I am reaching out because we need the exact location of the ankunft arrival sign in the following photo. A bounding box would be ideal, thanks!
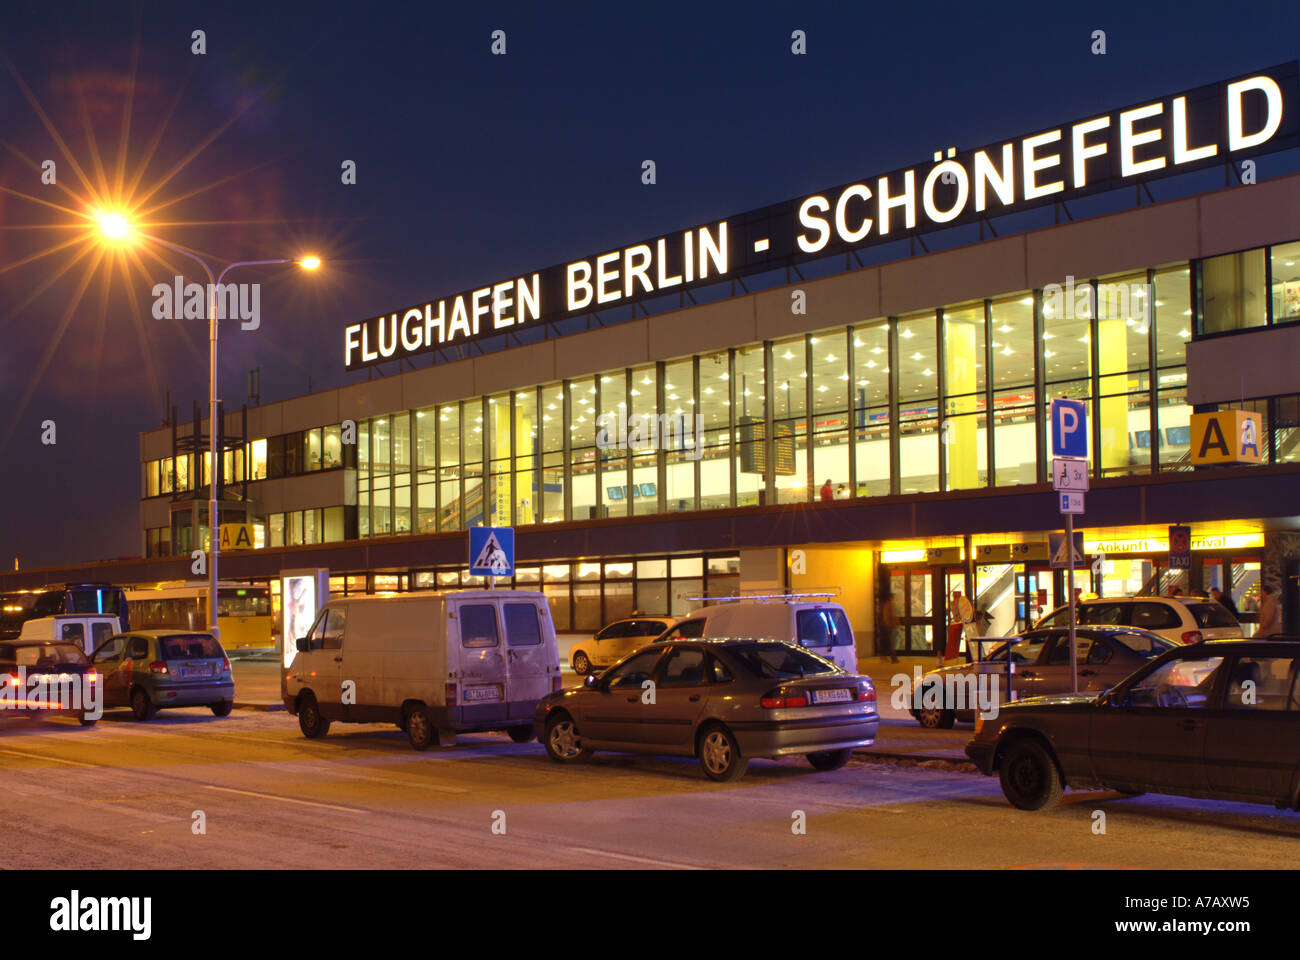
[344,63,1300,371]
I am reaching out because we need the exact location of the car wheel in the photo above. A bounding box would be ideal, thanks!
[210,701,233,717]
[78,713,97,727]
[999,738,1065,810]
[807,748,853,771]
[572,651,591,675]
[130,687,157,721]
[297,693,330,739]
[507,725,535,744]
[544,713,593,763]
[917,705,956,729]
[405,705,437,751]
[698,724,748,782]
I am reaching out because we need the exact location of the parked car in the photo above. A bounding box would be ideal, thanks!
[19,614,120,657]
[967,639,1300,811]
[569,615,674,675]
[91,630,234,720]
[0,640,99,726]
[911,626,1176,728]
[536,638,877,781]
[1034,595,1242,644]
[652,597,859,672]
[284,590,562,749]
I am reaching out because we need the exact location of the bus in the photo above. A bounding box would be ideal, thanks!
[0,583,130,639]
[126,582,274,651]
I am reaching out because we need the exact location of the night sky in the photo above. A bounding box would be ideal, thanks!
[1,0,1297,568]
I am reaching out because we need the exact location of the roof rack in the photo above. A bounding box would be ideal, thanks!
[679,589,841,604]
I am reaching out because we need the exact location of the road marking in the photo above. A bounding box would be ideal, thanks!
[0,747,96,767]
[564,846,702,869]
[203,784,368,813]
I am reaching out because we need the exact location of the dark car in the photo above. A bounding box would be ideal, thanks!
[535,638,878,781]
[91,630,234,720]
[967,639,1300,810]
[0,640,100,726]
[912,626,1176,728]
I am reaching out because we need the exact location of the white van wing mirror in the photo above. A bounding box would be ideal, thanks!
[295,637,311,653]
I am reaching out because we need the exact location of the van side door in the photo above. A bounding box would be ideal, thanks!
[502,600,551,720]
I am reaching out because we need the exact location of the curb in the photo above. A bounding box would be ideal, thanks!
[854,748,976,769]
[233,701,286,712]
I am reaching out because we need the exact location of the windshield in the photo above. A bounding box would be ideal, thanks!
[1185,602,1239,629]
[727,642,839,678]
[985,636,1048,664]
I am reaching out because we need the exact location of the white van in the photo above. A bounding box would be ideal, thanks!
[19,614,121,656]
[656,597,859,672]
[282,590,562,750]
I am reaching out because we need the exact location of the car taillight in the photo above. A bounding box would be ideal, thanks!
[2,673,17,688]
[760,688,809,709]
[445,682,457,706]
[85,671,98,684]
[149,661,168,674]
[220,658,231,674]
[551,675,562,693]
[858,682,876,702]
[1181,631,1202,643]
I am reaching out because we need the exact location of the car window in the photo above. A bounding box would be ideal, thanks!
[1079,602,1129,626]
[595,622,627,641]
[1122,656,1226,708]
[605,649,664,688]
[459,604,500,648]
[305,609,329,650]
[1037,608,1070,628]
[797,610,832,646]
[988,636,1048,665]
[728,642,838,678]
[1223,657,1297,711]
[1109,630,1175,658]
[1046,634,1096,665]
[92,634,127,663]
[14,643,88,667]
[91,622,115,651]
[504,603,542,646]
[707,653,734,684]
[630,620,669,637]
[1131,602,1182,630]
[1185,602,1239,629]
[127,636,149,659]
[61,623,85,646]
[828,609,854,647]
[660,647,707,687]
[662,618,705,641]
[160,635,223,659]
[321,608,347,650]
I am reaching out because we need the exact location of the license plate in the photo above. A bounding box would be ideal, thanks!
[463,685,502,702]
[180,665,211,679]
[813,688,851,704]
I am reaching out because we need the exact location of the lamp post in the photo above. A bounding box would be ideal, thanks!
[95,211,320,640]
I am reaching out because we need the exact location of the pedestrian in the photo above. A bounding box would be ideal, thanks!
[819,478,833,502]
[1257,583,1283,638]
[1167,585,1183,598]
[1210,586,1240,618]
[879,591,900,663]
[943,589,973,666]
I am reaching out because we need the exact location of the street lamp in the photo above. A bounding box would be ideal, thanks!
[96,209,321,641]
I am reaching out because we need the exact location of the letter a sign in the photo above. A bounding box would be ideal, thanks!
[469,526,515,577]
[1190,410,1263,465]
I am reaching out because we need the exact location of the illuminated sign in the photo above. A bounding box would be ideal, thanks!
[1085,533,1264,554]
[280,568,329,668]
[219,523,256,551]
[344,64,1299,371]
[1190,410,1264,465]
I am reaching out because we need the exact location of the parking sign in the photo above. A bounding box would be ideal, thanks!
[1050,398,1088,460]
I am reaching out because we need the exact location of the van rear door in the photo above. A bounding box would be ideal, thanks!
[796,607,856,672]
[501,599,551,720]
[452,599,509,724]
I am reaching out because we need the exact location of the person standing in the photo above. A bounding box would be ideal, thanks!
[1257,583,1283,638]
[879,591,900,663]
[819,478,833,502]
[1210,586,1240,618]
[943,589,973,666]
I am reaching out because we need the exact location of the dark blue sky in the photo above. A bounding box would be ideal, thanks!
[1,0,1297,567]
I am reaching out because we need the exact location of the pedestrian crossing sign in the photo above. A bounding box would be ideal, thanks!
[469,526,515,577]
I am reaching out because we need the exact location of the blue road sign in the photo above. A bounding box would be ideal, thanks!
[1049,531,1086,569]
[1050,398,1088,460]
[1168,524,1192,570]
[469,526,515,576]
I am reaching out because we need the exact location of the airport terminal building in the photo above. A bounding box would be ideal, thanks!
[10,65,1300,653]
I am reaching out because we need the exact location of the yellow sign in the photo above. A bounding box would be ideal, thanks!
[1190,411,1263,465]
[1085,533,1264,554]
[219,523,256,551]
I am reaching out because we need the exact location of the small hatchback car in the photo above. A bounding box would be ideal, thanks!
[536,638,878,781]
[91,630,234,720]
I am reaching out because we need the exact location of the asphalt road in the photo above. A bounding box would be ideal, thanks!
[2,706,1299,869]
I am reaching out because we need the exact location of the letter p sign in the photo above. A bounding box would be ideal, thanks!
[1050,398,1088,459]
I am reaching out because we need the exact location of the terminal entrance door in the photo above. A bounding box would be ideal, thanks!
[885,567,935,656]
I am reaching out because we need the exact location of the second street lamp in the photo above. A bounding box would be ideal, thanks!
[95,210,321,643]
